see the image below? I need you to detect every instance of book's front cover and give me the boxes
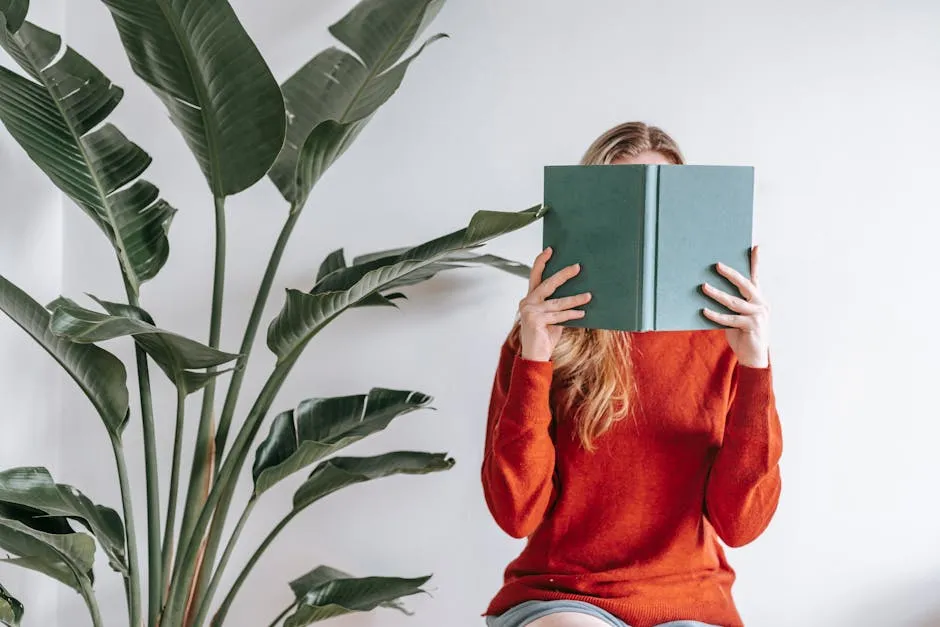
[543,165,649,331]
[654,164,754,331]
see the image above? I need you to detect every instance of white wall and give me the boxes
[3,0,940,625]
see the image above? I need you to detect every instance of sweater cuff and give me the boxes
[498,353,554,430]
[736,356,773,386]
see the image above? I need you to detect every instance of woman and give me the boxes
[481,121,781,627]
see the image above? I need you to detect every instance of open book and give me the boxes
[542,164,754,332]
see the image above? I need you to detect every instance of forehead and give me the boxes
[611,150,674,165]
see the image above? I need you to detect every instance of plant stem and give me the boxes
[214,207,300,466]
[190,498,257,627]
[136,344,162,627]
[164,358,296,627]
[74,560,105,627]
[179,305,346,624]
[124,281,162,627]
[161,386,187,594]
[211,510,297,626]
[177,195,227,597]
[111,434,143,627]
[189,207,301,625]
[265,602,295,627]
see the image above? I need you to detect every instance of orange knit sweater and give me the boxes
[482,329,782,627]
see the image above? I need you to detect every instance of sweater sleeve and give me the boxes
[704,353,783,548]
[481,339,557,539]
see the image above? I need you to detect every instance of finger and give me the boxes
[750,245,760,286]
[532,262,581,300]
[702,307,752,329]
[543,292,592,311]
[544,309,586,324]
[702,283,760,315]
[528,247,552,294]
[715,261,757,301]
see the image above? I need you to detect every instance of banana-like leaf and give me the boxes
[269,0,445,205]
[284,570,430,626]
[315,249,348,282]
[0,581,23,627]
[252,388,432,496]
[0,503,96,591]
[0,502,72,536]
[99,0,286,196]
[0,467,126,576]
[324,248,531,299]
[316,249,405,307]
[292,452,454,512]
[1,556,85,591]
[287,565,349,599]
[287,566,410,617]
[354,249,530,280]
[0,517,96,624]
[0,274,129,435]
[0,0,25,32]
[48,296,239,395]
[0,516,95,585]
[0,13,175,296]
[267,205,545,362]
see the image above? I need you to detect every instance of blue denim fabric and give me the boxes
[485,600,722,627]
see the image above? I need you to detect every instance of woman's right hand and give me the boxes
[517,247,592,362]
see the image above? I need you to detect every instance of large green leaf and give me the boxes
[266,205,545,362]
[1,556,85,591]
[48,296,239,395]
[0,467,126,576]
[0,274,129,435]
[0,517,97,621]
[0,581,23,627]
[324,248,531,299]
[292,452,454,512]
[315,249,405,307]
[0,514,102,626]
[0,13,175,295]
[251,388,432,496]
[99,0,286,196]
[286,566,412,617]
[0,517,95,584]
[0,502,73,536]
[269,0,445,205]
[284,569,430,626]
[0,0,25,32]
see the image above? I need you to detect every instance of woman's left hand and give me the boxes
[701,245,771,368]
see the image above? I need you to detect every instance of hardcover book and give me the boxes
[542,164,754,332]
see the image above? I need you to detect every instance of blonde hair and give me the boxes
[509,121,685,451]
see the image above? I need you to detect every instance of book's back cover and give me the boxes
[654,164,754,330]
[543,165,649,331]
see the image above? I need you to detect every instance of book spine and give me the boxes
[641,164,658,331]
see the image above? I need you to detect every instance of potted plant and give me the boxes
[0,0,541,625]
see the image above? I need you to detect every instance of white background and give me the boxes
[2,0,940,625]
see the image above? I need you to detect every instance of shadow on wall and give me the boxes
[841,571,940,626]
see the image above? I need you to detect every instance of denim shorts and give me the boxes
[485,599,722,627]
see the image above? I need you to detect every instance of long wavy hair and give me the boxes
[508,121,685,451]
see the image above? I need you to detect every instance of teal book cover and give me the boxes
[541,164,754,332]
